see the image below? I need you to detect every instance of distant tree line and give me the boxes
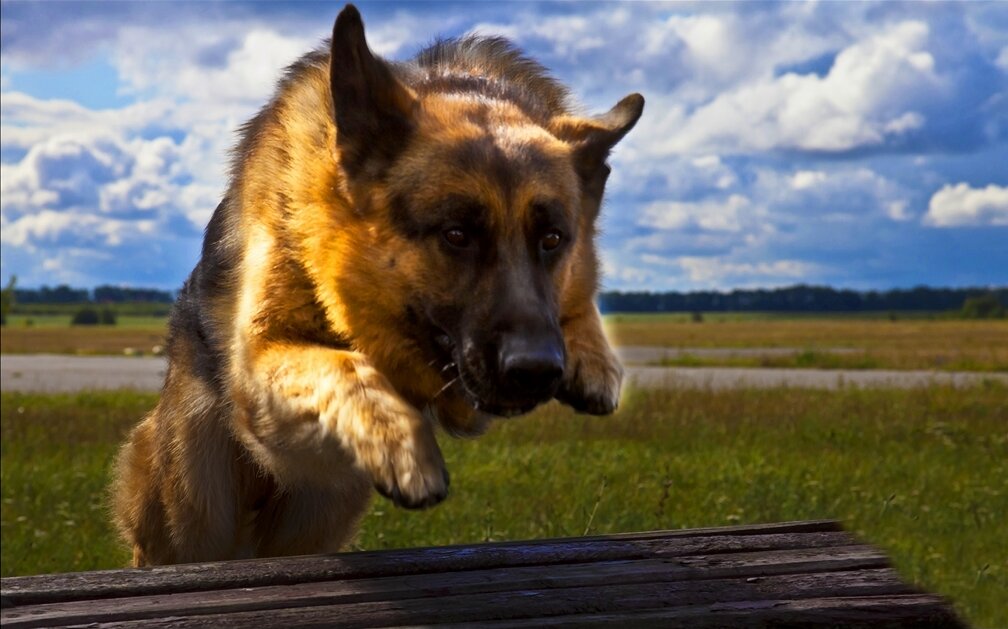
[598,285,1008,313]
[14,284,175,304]
[13,284,89,304]
[9,282,1007,314]
[93,285,175,303]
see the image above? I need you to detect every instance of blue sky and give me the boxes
[1,1,1006,291]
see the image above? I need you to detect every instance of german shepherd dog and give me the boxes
[112,4,643,565]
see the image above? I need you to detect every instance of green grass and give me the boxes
[2,386,1006,627]
[655,348,1008,372]
[6,316,1007,373]
[606,317,1008,371]
[3,315,167,329]
[657,349,884,370]
[603,311,951,323]
[10,303,172,318]
[0,392,152,574]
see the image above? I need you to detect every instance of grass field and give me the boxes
[607,315,1008,371]
[0,316,167,355]
[2,315,167,329]
[2,314,1007,371]
[1,385,1005,627]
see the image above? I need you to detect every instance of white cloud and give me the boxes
[601,254,657,287]
[1,210,82,247]
[652,15,736,82]
[650,21,941,154]
[997,46,1008,72]
[0,209,156,248]
[887,200,911,222]
[691,155,721,169]
[114,28,314,109]
[2,2,1006,290]
[641,194,751,232]
[676,257,814,284]
[0,132,195,259]
[924,183,1008,227]
[753,166,908,222]
[0,91,176,151]
[630,253,817,288]
[790,170,827,190]
[884,112,925,134]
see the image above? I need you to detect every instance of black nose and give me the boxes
[498,335,565,397]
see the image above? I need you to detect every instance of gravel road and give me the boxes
[2,353,1004,393]
[2,355,168,393]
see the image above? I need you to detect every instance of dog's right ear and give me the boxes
[330,4,415,179]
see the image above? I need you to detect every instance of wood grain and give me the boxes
[0,520,965,628]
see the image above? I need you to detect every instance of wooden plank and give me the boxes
[1,546,890,627]
[428,595,967,628]
[0,523,847,606]
[40,570,929,628]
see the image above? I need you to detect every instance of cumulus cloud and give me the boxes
[887,201,911,222]
[641,195,752,233]
[610,252,817,289]
[790,170,827,190]
[0,132,198,270]
[0,209,158,249]
[924,183,1008,227]
[2,1,1007,289]
[0,91,177,151]
[657,21,940,153]
[675,256,816,285]
[3,133,185,211]
[753,166,910,221]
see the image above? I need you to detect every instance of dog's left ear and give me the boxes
[330,4,416,180]
[550,93,644,204]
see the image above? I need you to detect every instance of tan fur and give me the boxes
[111,5,642,566]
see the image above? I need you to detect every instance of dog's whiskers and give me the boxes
[432,377,459,400]
[440,361,457,374]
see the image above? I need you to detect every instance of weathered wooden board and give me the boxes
[0,520,966,628]
[1,520,843,605]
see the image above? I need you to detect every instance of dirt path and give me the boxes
[2,353,1004,393]
[614,345,861,363]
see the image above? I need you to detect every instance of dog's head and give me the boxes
[328,5,642,424]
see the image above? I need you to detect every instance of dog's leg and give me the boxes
[556,304,623,415]
[112,416,174,566]
[112,400,241,566]
[253,480,370,557]
[240,344,449,514]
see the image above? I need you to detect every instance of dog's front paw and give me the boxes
[353,390,450,510]
[556,347,623,415]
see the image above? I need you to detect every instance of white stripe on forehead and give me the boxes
[438,92,557,150]
[438,91,512,108]
[490,122,557,159]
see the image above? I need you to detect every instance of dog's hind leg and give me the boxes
[113,379,243,565]
[159,400,244,564]
[111,414,174,566]
[253,472,371,557]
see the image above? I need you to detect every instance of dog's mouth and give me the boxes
[428,329,545,418]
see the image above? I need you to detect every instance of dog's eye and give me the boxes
[443,228,470,248]
[541,230,563,252]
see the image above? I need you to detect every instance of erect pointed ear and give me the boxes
[330,4,416,179]
[550,93,644,193]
